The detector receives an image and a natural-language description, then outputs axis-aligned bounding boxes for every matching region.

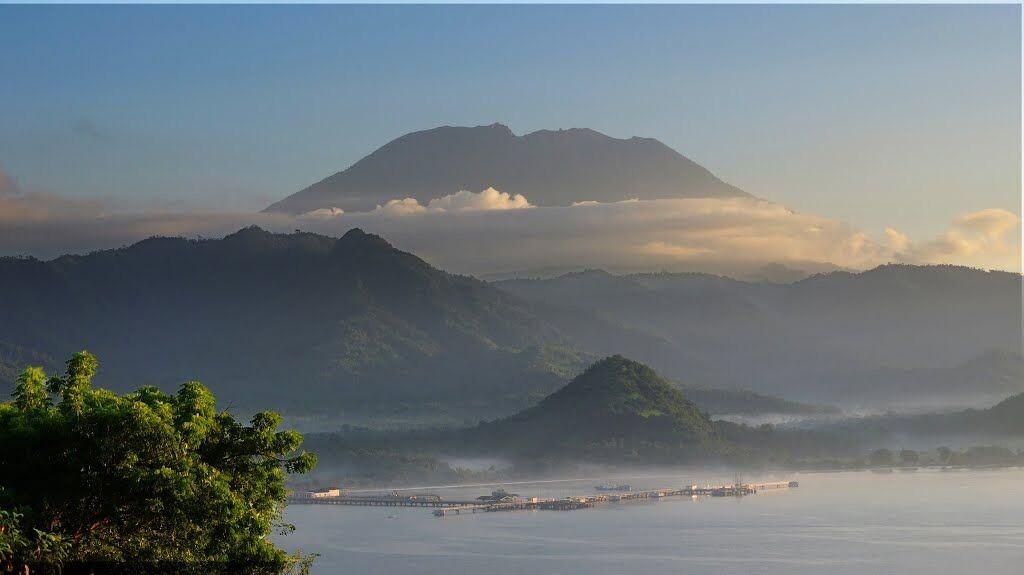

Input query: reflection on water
[279,468,1024,575]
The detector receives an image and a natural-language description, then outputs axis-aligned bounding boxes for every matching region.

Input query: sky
[0,4,1020,274]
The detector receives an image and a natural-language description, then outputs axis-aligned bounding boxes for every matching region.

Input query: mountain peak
[335,227,394,252]
[486,356,715,451]
[559,354,680,403]
[224,225,272,240]
[485,122,513,134]
[340,227,368,239]
[265,123,747,214]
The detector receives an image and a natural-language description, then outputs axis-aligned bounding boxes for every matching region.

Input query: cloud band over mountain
[1,174,1018,276]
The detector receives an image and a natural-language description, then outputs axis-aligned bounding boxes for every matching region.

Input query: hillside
[985,392,1024,433]
[677,385,838,417]
[0,227,840,423]
[817,391,1024,442]
[0,227,579,415]
[476,356,717,457]
[497,266,1022,409]
[266,123,747,214]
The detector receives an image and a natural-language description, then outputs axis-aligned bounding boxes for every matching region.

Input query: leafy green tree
[0,509,69,571]
[0,352,316,574]
[12,367,49,411]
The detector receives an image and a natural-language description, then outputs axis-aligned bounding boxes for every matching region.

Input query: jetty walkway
[288,481,798,517]
[431,481,797,517]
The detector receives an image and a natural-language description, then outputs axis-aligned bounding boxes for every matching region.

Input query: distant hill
[985,392,1024,433]
[677,385,838,417]
[0,342,55,390]
[497,265,1022,409]
[832,349,1024,410]
[265,123,747,214]
[821,391,1024,441]
[0,227,840,423]
[0,227,582,415]
[2,227,1016,421]
[476,356,717,456]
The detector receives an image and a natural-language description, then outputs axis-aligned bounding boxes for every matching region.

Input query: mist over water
[279,468,1024,575]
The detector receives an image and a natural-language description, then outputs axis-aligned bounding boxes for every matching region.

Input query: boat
[594,483,632,492]
[476,488,520,502]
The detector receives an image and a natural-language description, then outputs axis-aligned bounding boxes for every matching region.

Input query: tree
[11,367,49,411]
[936,446,953,463]
[0,351,317,574]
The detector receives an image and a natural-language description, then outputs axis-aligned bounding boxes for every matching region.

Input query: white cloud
[373,197,427,216]
[884,227,910,254]
[0,167,1018,276]
[297,207,345,220]
[371,187,532,216]
[336,196,902,274]
[426,187,531,212]
[902,208,1021,270]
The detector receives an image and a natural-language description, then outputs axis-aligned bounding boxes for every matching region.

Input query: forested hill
[497,265,1022,409]
[476,356,717,455]
[0,227,581,414]
[2,227,1017,420]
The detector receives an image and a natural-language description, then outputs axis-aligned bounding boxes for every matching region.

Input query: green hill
[477,356,719,458]
[0,227,576,415]
[676,385,838,417]
[0,227,832,424]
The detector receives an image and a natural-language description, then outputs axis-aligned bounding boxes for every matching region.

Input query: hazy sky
[0,4,1020,272]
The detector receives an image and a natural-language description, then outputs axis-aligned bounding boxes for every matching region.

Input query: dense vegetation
[470,356,733,462]
[300,358,1024,487]
[1,227,1017,423]
[0,352,316,574]
[0,227,577,417]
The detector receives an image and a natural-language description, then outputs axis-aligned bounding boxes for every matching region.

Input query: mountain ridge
[265,123,748,214]
[0,226,575,415]
[1,228,1017,420]
[496,265,1022,408]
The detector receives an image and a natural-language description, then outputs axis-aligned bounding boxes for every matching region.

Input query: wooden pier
[288,493,480,508]
[287,480,799,517]
[431,480,799,517]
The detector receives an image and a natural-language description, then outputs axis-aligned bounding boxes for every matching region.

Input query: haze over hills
[817,391,1024,444]
[0,225,826,423]
[0,227,1018,423]
[497,265,1023,409]
[0,226,587,416]
[266,123,748,214]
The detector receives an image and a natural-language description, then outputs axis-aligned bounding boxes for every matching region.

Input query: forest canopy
[0,352,316,574]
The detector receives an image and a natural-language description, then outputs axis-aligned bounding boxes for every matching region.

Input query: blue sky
[0,4,1019,245]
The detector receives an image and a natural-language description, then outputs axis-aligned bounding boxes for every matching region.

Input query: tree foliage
[0,351,316,573]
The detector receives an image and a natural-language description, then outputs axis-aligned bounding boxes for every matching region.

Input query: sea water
[279,468,1024,574]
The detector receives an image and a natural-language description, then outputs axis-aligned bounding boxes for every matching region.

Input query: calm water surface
[279,468,1024,574]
